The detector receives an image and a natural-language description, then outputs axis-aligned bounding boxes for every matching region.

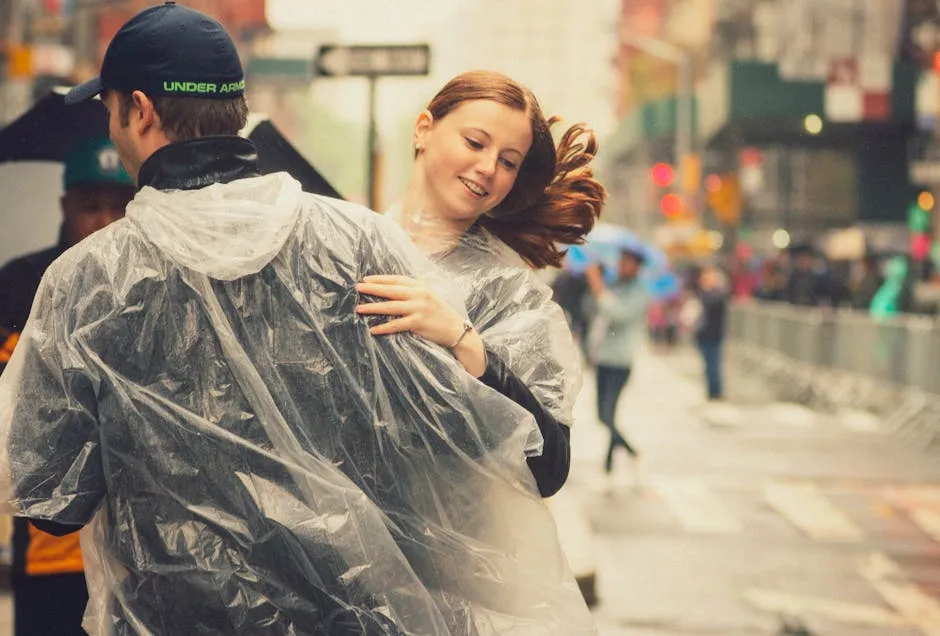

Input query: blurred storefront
[698,0,916,254]
[604,0,919,259]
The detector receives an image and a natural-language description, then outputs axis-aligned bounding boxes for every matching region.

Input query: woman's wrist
[452,329,487,378]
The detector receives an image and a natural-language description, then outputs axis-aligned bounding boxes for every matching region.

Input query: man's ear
[414,110,434,150]
[130,90,158,136]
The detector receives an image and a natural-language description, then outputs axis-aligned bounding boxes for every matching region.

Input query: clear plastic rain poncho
[0,173,594,635]
[385,207,582,428]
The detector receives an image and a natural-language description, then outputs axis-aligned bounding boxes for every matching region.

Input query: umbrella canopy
[561,223,678,297]
[585,222,667,270]
[0,87,109,163]
[641,269,683,300]
[0,89,344,199]
[563,223,668,273]
[243,116,342,199]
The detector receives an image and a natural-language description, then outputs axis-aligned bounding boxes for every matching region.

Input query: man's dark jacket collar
[137,136,261,192]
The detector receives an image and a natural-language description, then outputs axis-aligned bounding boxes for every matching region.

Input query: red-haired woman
[355,71,605,630]
[356,70,605,499]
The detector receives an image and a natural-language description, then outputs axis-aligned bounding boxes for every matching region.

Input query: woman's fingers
[356,282,416,301]
[361,275,422,287]
[369,316,416,336]
[356,300,414,315]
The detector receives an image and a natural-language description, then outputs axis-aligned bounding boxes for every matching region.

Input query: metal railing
[728,301,940,447]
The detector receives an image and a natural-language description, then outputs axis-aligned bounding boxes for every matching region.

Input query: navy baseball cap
[65,1,244,105]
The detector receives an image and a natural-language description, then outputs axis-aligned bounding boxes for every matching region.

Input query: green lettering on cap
[161,79,243,94]
[219,79,246,94]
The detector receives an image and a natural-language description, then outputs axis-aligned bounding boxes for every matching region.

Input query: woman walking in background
[584,247,650,483]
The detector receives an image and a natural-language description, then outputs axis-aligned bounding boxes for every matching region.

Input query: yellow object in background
[0,331,19,364]
[4,43,32,79]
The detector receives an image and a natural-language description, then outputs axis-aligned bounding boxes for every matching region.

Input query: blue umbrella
[641,270,682,300]
[586,222,667,271]
[562,244,594,274]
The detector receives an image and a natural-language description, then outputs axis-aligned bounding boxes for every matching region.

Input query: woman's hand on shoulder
[355,275,467,347]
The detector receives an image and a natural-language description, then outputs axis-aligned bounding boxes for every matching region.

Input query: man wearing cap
[0,136,134,635]
[0,2,590,634]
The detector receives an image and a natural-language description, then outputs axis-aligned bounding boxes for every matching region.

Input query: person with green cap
[0,135,133,635]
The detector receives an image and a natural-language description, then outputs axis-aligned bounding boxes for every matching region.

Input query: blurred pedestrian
[0,136,134,636]
[754,260,785,301]
[729,257,757,299]
[584,248,649,481]
[551,269,593,353]
[871,255,910,319]
[692,266,730,401]
[648,294,680,352]
[785,247,824,306]
[851,255,884,311]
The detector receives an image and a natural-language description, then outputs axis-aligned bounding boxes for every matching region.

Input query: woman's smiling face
[414,99,533,223]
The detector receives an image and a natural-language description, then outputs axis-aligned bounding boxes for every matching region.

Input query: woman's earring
[414,142,424,152]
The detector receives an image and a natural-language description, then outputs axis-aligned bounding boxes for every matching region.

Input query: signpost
[314,44,431,209]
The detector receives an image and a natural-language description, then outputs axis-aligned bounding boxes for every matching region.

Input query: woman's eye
[464,137,483,150]
[500,158,518,170]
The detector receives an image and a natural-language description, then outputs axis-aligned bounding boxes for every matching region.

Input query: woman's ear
[414,110,434,151]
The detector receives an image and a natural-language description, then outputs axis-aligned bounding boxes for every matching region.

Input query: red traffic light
[660,193,683,217]
[651,162,674,187]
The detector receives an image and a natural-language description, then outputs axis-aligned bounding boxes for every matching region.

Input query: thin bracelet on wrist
[449,319,474,349]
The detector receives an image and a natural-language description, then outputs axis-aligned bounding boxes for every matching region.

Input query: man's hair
[116,92,248,141]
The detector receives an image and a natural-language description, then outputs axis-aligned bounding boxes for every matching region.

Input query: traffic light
[909,192,934,232]
[651,163,674,188]
[660,193,684,217]
[705,173,741,225]
[918,190,935,212]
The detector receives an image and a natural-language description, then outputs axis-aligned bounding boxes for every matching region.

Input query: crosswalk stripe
[743,588,908,628]
[766,402,818,428]
[764,482,864,542]
[859,552,940,636]
[910,508,940,543]
[654,476,742,534]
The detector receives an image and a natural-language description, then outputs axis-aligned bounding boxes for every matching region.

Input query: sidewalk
[564,345,940,636]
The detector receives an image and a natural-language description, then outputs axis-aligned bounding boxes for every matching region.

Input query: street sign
[313,43,430,210]
[315,44,430,78]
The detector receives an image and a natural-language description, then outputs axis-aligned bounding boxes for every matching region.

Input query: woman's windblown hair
[426,71,606,269]
[482,118,606,268]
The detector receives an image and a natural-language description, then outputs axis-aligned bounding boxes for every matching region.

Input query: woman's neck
[398,176,476,256]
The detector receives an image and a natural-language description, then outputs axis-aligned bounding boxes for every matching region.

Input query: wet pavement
[0,345,937,635]
[572,346,940,636]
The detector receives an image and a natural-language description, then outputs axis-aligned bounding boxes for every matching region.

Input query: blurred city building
[453,0,619,141]
[0,0,268,126]
[604,0,936,262]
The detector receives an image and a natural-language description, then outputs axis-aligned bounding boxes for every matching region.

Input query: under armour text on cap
[65,1,244,105]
